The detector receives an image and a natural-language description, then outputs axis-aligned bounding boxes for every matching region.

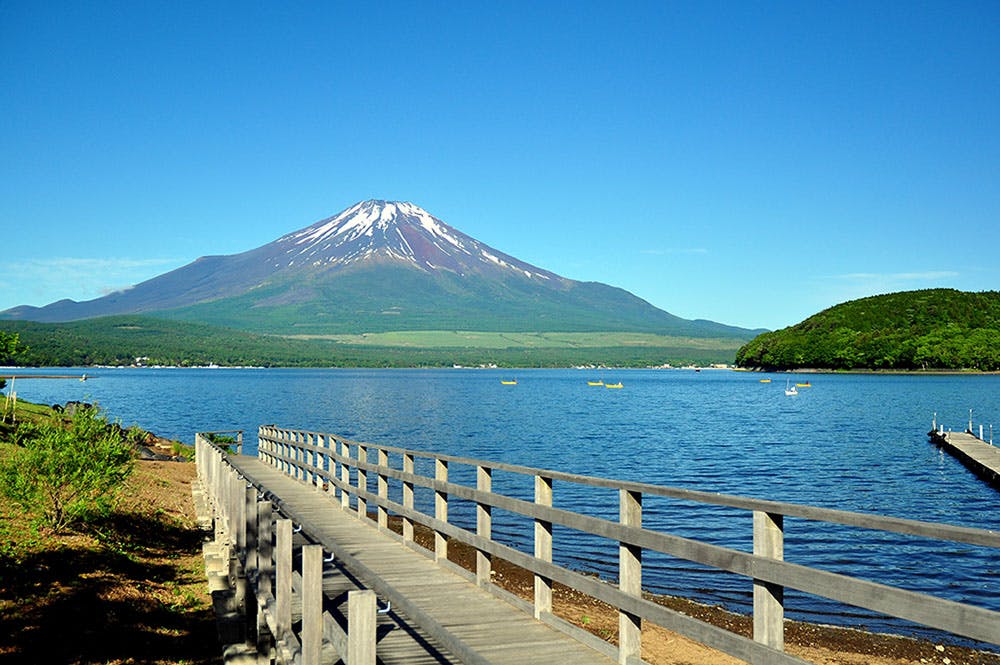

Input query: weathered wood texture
[203,426,1000,665]
[199,434,617,665]
[931,429,1000,487]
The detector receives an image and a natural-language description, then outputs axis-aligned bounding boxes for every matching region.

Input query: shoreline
[390,517,999,665]
[8,363,1000,375]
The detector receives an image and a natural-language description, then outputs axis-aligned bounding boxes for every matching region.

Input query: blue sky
[2,2,997,330]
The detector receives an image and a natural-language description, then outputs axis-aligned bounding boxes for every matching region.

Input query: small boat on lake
[587,380,604,386]
[500,379,517,385]
[605,382,623,389]
[784,380,798,396]
[796,381,811,387]
[760,378,771,383]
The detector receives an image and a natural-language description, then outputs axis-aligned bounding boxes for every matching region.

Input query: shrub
[0,406,135,531]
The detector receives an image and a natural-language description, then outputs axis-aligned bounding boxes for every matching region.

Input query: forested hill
[735,289,1000,371]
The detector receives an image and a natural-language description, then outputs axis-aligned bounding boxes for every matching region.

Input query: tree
[0,406,136,531]
[0,331,25,391]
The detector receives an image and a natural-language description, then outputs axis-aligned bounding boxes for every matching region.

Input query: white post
[435,458,448,562]
[348,589,377,665]
[301,545,323,665]
[378,449,389,529]
[534,475,553,619]
[753,511,785,651]
[403,453,415,544]
[476,465,493,586]
[357,443,368,519]
[619,489,642,664]
[341,439,351,510]
[275,519,292,639]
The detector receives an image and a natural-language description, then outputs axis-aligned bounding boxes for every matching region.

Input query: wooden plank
[227,457,615,665]
[934,430,1000,486]
[268,432,998,547]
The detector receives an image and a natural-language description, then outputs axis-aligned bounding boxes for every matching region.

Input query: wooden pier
[929,429,1000,487]
[196,426,1000,665]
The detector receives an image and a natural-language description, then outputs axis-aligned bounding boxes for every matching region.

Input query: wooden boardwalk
[198,428,1000,665]
[225,455,615,665]
[930,429,1000,487]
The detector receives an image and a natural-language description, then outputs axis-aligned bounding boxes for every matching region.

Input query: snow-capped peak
[267,200,556,280]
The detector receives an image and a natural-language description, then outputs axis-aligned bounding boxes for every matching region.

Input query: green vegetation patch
[0,405,136,531]
[736,289,1000,371]
[1,316,742,367]
[284,330,744,351]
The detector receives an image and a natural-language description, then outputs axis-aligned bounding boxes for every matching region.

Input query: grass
[281,329,746,351]
[0,399,216,664]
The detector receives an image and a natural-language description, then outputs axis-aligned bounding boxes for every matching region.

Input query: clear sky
[2,2,997,331]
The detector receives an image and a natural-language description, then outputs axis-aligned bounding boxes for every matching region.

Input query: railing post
[236,478,248,555]
[256,500,274,656]
[230,473,247,615]
[477,465,493,586]
[257,501,274,607]
[275,519,292,641]
[348,589,377,665]
[378,449,389,529]
[244,484,259,643]
[341,439,351,510]
[435,458,449,562]
[324,435,337,498]
[245,485,259,573]
[294,432,303,480]
[305,433,314,487]
[358,443,368,519]
[753,510,785,653]
[302,544,323,665]
[403,453,415,543]
[316,434,326,492]
[534,474,553,619]
[619,489,642,664]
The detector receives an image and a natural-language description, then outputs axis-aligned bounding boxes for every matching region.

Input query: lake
[6,367,999,643]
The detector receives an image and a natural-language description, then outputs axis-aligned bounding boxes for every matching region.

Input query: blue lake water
[6,367,999,643]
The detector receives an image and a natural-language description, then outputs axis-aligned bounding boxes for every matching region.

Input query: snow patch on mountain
[267,199,556,281]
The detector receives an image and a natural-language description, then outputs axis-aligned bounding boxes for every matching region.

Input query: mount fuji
[2,200,756,338]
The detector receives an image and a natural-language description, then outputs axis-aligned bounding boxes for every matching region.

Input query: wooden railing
[252,424,1000,664]
[197,432,384,665]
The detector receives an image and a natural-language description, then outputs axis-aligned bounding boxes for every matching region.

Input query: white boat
[784,380,798,396]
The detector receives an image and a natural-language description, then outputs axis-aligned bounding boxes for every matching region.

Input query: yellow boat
[500,379,517,385]
[605,382,623,389]
[587,380,604,386]
[759,379,771,383]
[796,381,811,387]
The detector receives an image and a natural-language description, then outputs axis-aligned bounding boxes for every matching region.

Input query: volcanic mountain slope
[3,200,758,338]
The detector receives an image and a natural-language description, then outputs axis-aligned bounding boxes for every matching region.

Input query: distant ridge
[2,200,762,339]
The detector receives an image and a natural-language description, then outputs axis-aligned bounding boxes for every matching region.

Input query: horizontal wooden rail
[265,426,1000,548]
[197,432,502,665]
[254,424,1000,664]
[263,442,1000,645]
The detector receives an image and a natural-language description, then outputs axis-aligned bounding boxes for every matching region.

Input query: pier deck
[226,455,615,665]
[930,430,1000,487]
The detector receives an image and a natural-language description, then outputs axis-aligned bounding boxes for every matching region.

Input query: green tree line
[0,316,735,369]
[735,289,1000,371]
